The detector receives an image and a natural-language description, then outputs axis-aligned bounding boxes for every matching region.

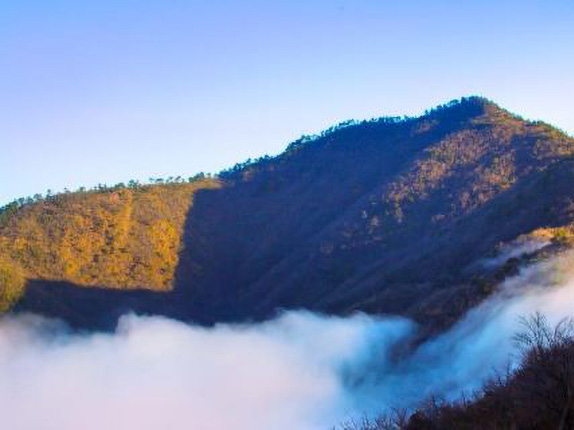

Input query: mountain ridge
[3,96,574,330]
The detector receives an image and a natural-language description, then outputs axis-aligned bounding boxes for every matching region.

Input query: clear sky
[1,0,573,205]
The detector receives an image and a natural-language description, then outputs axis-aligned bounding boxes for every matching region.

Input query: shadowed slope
[170,97,574,326]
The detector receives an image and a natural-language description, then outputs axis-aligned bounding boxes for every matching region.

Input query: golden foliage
[0,258,25,311]
[0,180,220,291]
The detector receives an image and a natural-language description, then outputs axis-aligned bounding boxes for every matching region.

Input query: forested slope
[3,97,574,329]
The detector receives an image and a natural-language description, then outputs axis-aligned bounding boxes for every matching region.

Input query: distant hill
[3,96,574,330]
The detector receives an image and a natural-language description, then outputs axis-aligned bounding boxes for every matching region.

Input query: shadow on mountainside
[15,279,172,330]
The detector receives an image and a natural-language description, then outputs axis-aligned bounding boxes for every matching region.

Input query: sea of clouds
[2,250,574,430]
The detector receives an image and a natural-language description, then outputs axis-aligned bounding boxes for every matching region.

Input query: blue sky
[1,0,573,204]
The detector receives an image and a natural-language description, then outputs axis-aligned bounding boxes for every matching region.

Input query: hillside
[3,96,574,329]
[0,181,220,311]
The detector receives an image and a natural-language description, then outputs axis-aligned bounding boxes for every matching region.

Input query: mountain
[2,96,574,330]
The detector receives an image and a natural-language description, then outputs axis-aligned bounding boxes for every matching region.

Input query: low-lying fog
[2,251,574,430]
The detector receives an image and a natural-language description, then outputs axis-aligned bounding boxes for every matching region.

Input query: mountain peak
[421,96,503,122]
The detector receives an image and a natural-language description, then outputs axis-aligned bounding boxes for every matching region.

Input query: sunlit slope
[0,180,219,302]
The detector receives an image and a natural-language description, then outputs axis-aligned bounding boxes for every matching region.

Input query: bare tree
[336,409,410,430]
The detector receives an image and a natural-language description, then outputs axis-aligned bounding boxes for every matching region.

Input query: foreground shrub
[340,313,574,430]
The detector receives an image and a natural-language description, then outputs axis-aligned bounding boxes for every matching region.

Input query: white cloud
[2,251,574,430]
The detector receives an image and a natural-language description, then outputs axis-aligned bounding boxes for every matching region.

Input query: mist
[2,251,574,430]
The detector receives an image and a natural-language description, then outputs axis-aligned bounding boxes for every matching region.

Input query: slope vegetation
[3,97,574,328]
[0,180,219,310]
